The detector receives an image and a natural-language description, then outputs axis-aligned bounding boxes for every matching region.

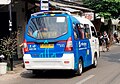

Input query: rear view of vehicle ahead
[23,11,99,75]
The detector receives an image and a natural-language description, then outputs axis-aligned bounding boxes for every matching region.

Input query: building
[0,0,95,59]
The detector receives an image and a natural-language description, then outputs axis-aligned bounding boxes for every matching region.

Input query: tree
[0,31,17,71]
[82,0,120,19]
[82,0,120,45]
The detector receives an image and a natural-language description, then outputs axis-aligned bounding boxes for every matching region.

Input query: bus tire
[93,55,98,68]
[76,59,83,76]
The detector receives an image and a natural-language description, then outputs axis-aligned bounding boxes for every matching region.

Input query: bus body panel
[24,53,74,70]
[73,16,99,67]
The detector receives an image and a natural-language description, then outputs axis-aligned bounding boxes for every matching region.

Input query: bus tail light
[64,61,70,64]
[65,37,73,51]
[23,39,29,52]
[25,61,29,64]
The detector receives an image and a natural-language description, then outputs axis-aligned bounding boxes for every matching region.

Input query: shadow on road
[20,70,76,79]
[20,66,94,79]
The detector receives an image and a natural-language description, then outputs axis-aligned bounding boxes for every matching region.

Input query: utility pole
[9,0,12,33]
[8,0,13,71]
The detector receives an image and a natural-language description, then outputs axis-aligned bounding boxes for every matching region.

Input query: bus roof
[31,11,71,16]
[73,15,94,26]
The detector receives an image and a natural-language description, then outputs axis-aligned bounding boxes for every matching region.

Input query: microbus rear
[23,11,99,75]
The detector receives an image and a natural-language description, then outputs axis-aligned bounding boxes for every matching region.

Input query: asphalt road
[1,44,120,84]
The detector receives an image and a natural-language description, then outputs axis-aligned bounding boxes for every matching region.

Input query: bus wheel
[93,56,98,68]
[76,59,83,76]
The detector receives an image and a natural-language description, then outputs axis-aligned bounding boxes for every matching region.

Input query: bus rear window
[27,16,68,39]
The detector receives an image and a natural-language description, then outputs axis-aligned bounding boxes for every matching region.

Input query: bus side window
[77,24,85,39]
[91,26,97,37]
[84,24,91,39]
[74,30,78,39]
[73,24,79,40]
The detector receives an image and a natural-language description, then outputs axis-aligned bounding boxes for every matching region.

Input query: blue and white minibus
[23,11,100,75]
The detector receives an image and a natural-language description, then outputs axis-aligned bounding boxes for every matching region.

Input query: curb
[0,63,25,81]
[0,63,24,76]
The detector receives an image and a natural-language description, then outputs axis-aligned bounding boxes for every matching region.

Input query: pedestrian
[113,31,119,43]
[103,31,110,51]
[19,42,25,68]
[97,32,102,46]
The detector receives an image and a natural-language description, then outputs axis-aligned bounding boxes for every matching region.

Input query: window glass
[91,26,97,37]
[77,24,85,39]
[27,16,68,39]
[73,23,86,40]
[84,24,91,39]
[74,30,78,39]
[73,24,79,39]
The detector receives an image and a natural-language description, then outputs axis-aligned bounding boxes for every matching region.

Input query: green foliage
[103,0,120,2]
[83,0,120,19]
[99,12,111,19]
[0,32,17,59]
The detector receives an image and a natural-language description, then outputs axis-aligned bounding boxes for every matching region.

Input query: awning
[49,1,94,12]
[59,7,81,12]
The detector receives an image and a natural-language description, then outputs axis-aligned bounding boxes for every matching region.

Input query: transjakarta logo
[79,41,87,47]
[29,44,37,50]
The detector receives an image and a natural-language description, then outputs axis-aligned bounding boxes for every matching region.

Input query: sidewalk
[0,60,25,81]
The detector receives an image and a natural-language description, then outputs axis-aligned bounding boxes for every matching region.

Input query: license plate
[40,44,54,48]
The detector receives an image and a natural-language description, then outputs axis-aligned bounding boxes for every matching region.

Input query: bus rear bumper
[23,53,74,70]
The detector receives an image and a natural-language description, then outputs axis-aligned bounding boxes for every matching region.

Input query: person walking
[113,31,119,43]
[103,31,110,51]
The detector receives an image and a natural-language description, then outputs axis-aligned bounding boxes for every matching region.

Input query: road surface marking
[76,75,95,84]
